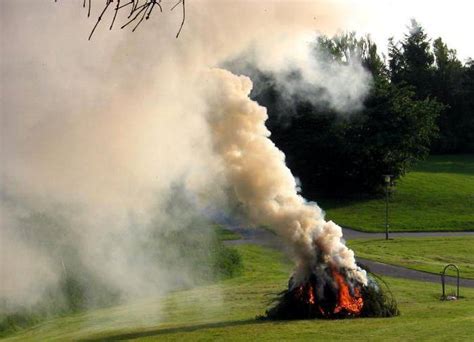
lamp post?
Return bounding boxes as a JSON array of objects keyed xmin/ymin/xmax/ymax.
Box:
[{"xmin": 383, "ymin": 175, "xmax": 393, "ymax": 240}]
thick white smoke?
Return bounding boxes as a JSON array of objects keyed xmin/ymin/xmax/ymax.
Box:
[
  {"xmin": 230, "ymin": 36, "xmax": 372, "ymax": 113},
  {"xmin": 204, "ymin": 69, "xmax": 367, "ymax": 285},
  {"xmin": 1, "ymin": 0, "xmax": 370, "ymax": 314}
]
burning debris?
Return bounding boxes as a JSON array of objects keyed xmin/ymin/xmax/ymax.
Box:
[
  {"xmin": 263, "ymin": 267, "xmax": 399, "ymax": 320},
  {"xmin": 266, "ymin": 269, "xmax": 363, "ymax": 320},
  {"xmin": 206, "ymin": 69, "xmax": 399, "ymax": 320},
  {"xmin": 261, "ymin": 249, "xmax": 398, "ymax": 320}
]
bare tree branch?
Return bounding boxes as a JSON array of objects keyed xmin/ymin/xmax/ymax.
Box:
[
  {"xmin": 171, "ymin": 0, "xmax": 185, "ymax": 38},
  {"xmin": 55, "ymin": 0, "xmax": 186, "ymax": 40},
  {"xmin": 88, "ymin": 0, "xmax": 112, "ymax": 40}
]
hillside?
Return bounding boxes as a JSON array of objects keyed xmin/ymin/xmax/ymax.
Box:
[
  {"xmin": 4, "ymin": 245, "xmax": 474, "ymax": 341},
  {"xmin": 323, "ymin": 155, "xmax": 474, "ymax": 232}
]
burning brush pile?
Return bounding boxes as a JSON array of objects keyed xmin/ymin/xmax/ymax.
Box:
[
  {"xmin": 264, "ymin": 262, "xmax": 399, "ymax": 320},
  {"xmin": 207, "ymin": 69, "xmax": 399, "ymax": 321}
]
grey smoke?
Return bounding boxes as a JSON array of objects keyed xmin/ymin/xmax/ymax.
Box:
[
  {"xmin": 1, "ymin": 0, "xmax": 371, "ymax": 316},
  {"xmin": 225, "ymin": 38, "xmax": 372, "ymax": 115}
]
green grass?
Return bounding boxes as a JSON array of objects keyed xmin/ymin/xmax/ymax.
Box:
[
  {"xmin": 214, "ymin": 225, "xmax": 241, "ymax": 241},
  {"xmin": 349, "ymin": 237, "xmax": 474, "ymax": 280},
  {"xmin": 4, "ymin": 245, "xmax": 474, "ymax": 341},
  {"xmin": 322, "ymin": 154, "xmax": 474, "ymax": 232},
  {"xmin": 0, "ymin": 225, "xmax": 243, "ymax": 337}
]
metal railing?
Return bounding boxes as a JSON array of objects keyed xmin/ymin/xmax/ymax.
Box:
[{"xmin": 441, "ymin": 264, "xmax": 460, "ymax": 300}]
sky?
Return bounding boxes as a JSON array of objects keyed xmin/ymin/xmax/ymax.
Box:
[{"xmin": 340, "ymin": 0, "xmax": 474, "ymax": 61}]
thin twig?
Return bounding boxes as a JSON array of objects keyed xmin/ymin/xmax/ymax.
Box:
[
  {"xmin": 55, "ymin": 0, "xmax": 186, "ymax": 39},
  {"xmin": 132, "ymin": 3, "xmax": 149, "ymax": 32},
  {"xmin": 110, "ymin": 0, "xmax": 120, "ymax": 30},
  {"xmin": 121, "ymin": 4, "xmax": 147, "ymax": 29},
  {"xmin": 170, "ymin": 0, "xmax": 181, "ymax": 11},
  {"xmin": 89, "ymin": 0, "xmax": 112, "ymax": 40},
  {"xmin": 174, "ymin": 0, "xmax": 185, "ymax": 38},
  {"xmin": 118, "ymin": 1, "xmax": 134, "ymax": 10}
]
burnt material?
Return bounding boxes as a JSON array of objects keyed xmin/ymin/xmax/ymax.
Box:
[{"xmin": 262, "ymin": 268, "xmax": 399, "ymax": 320}]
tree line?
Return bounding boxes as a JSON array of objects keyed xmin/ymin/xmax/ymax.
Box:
[{"xmin": 232, "ymin": 20, "xmax": 474, "ymax": 197}]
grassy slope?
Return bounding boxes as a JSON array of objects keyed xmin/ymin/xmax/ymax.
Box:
[
  {"xmin": 323, "ymin": 154, "xmax": 474, "ymax": 232},
  {"xmin": 5, "ymin": 245, "xmax": 474, "ymax": 341},
  {"xmin": 348, "ymin": 237, "xmax": 474, "ymax": 280},
  {"xmin": 214, "ymin": 225, "xmax": 241, "ymax": 241}
]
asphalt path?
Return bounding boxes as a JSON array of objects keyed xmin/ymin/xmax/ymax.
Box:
[
  {"xmin": 225, "ymin": 226, "xmax": 474, "ymax": 288},
  {"xmin": 341, "ymin": 228, "xmax": 474, "ymax": 240}
]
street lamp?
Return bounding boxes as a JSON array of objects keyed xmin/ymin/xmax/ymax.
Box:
[{"xmin": 383, "ymin": 175, "xmax": 393, "ymax": 240}]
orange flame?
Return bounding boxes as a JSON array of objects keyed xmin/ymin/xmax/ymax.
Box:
[
  {"xmin": 308, "ymin": 286, "xmax": 315, "ymax": 305},
  {"xmin": 294, "ymin": 272, "xmax": 363, "ymax": 317},
  {"xmin": 296, "ymin": 284, "xmax": 316, "ymax": 305},
  {"xmin": 332, "ymin": 269, "xmax": 364, "ymax": 315}
]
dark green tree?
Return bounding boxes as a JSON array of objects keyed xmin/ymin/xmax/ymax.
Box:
[
  {"xmin": 458, "ymin": 60, "xmax": 474, "ymax": 151},
  {"xmin": 430, "ymin": 38, "xmax": 473, "ymax": 152},
  {"xmin": 317, "ymin": 32, "xmax": 387, "ymax": 79},
  {"xmin": 249, "ymin": 32, "xmax": 443, "ymax": 196},
  {"xmin": 431, "ymin": 38, "xmax": 463, "ymax": 151},
  {"xmin": 389, "ymin": 20, "xmax": 435, "ymax": 100},
  {"xmin": 345, "ymin": 78, "xmax": 442, "ymax": 192}
]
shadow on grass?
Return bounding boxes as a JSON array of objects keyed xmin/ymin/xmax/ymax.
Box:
[{"xmin": 81, "ymin": 318, "xmax": 264, "ymax": 341}]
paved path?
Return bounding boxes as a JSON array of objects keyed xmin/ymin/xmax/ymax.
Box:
[
  {"xmin": 341, "ymin": 227, "xmax": 474, "ymax": 240},
  {"xmin": 357, "ymin": 258, "xmax": 474, "ymax": 288},
  {"xmin": 225, "ymin": 226, "xmax": 474, "ymax": 288}
]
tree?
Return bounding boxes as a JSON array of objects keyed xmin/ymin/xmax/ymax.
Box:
[
  {"xmin": 389, "ymin": 20, "xmax": 434, "ymax": 100},
  {"xmin": 246, "ymin": 33, "xmax": 443, "ymax": 196},
  {"xmin": 388, "ymin": 22, "xmax": 474, "ymax": 153},
  {"xmin": 346, "ymin": 79, "xmax": 442, "ymax": 192},
  {"xmin": 430, "ymin": 38, "xmax": 466, "ymax": 152},
  {"xmin": 457, "ymin": 60, "xmax": 474, "ymax": 151},
  {"xmin": 317, "ymin": 32, "xmax": 387, "ymax": 79}
]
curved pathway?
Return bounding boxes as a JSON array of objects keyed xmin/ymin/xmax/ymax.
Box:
[
  {"xmin": 225, "ymin": 226, "xmax": 474, "ymax": 288},
  {"xmin": 341, "ymin": 227, "xmax": 474, "ymax": 240}
]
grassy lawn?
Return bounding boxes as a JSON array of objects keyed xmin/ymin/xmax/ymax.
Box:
[
  {"xmin": 4, "ymin": 245, "xmax": 474, "ymax": 341},
  {"xmin": 214, "ymin": 224, "xmax": 241, "ymax": 241},
  {"xmin": 322, "ymin": 154, "xmax": 474, "ymax": 232},
  {"xmin": 349, "ymin": 237, "xmax": 474, "ymax": 280}
]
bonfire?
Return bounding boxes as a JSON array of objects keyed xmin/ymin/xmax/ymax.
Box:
[
  {"xmin": 263, "ymin": 262, "xmax": 399, "ymax": 320},
  {"xmin": 208, "ymin": 69, "xmax": 399, "ymax": 321}
]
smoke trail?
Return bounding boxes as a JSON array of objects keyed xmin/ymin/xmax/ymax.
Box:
[
  {"xmin": 204, "ymin": 69, "xmax": 367, "ymax": 285},
  {"xmin": 1, "ymin": 0, "xmax": 372, "ymax": 316},
  {"xmin": 225, "ymin": 39, "xmax": 372, "ymax": 115}
]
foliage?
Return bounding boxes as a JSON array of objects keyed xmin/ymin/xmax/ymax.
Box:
[
  {"xmin": 389, "ymin": 20, "xmax": 435, "ymax": 100},
  {"xmin": 234, "ymin": 22, "xmax": 474, "ymax": 195},
  {"xmin": 317, "ymin": 32, "xmax": 387, "ymax": 78},
  {"xmin": 389, "ymin": 21, "xmax": 474, "ymax": 153},
  {"xmin": 339, "ymin": 79, "xmax": 441, "ymax": 193},
  {"xmin": 254, "ymin": 54, "xmax": 442, "ymax": 195}
]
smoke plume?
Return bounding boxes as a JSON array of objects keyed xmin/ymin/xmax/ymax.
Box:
[
  {"xmin": 1, "ymin": 0, "xmax": 370, "ymax": 317},
  {"xmin": 204, "ymin": 69, "xmax": 367, "ymax": 285},
  {"xmin": 225, "ymin": 40, "xmax": 372, "ymax": 114}
]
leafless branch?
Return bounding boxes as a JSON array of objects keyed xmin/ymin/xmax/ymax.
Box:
[
  {"xmin": 171, "ymin": 0, "xmax": 185, "ymax": 38},
  {"xmin": 55, "ymin": 0, "xmax": 186, "ymax": 40},
  {"xmin": 88, "ymin": 0, "xmax": 112, "ymax": 40}
]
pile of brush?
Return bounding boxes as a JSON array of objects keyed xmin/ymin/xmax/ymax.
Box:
[{"xmin": 261, "ymin": 266, "xmax": 399, "ymax": 320}]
